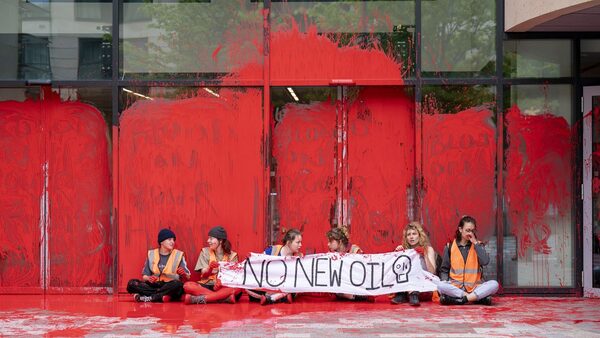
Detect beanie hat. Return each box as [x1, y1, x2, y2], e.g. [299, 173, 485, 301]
[208, 226, 227, 240]
[158, 228, 176, 244]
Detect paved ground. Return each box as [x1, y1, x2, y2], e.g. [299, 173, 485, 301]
[1, 294, 599, 337]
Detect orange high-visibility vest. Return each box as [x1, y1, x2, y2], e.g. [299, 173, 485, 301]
[199, 248, 230, 285]
[149, 249, 184, 282]
[449, 240, 482, 292]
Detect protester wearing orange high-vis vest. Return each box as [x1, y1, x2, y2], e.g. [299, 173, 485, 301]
[183, 226, 242, 304]
[437, 216, 499, 305]
[127, 228, 191, 302]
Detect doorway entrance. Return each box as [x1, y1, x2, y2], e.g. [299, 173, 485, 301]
[270, 86, 415, 254]
[583, 85, 600, 297]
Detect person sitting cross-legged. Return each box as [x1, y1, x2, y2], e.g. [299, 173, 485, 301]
[437, 215, 499, 306]
[127, 228, 191, 303]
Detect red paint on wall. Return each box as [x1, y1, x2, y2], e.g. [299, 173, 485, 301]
[0, 99, 43, 291]
[505, 106, 572, 256]
[118, 88, 264, 290]
[234, 21, 403, 85]
[46, 95, 112, 289]
[347, 87, 415, 252]
[0, 95, 111, 292]
[272, 100, 336, 253]
[422, 107, 496, 252]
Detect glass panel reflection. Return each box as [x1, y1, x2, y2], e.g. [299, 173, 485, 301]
[0, 1, 112, 80]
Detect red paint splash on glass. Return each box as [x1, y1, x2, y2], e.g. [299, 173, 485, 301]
[272, 100, 336, 253]
[0, 99, 43, 291]
[0, 94, 111, 291]
[118, 88, 265, 290]
[46, 94, 112, 289]
[233, 21, 403, 84]
[347, 87, 415, 252]
[422, 107, 496, 252]
[505, 106, 572, 257]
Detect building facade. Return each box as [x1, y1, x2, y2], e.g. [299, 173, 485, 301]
[0, 0, 598, 297]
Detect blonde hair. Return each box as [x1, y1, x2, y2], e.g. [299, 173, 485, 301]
[402, 221, 431, 249]
[326, 226, 350, 247]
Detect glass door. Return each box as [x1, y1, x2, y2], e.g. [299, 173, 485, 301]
[583, 86, 600, 297]
[270, 86, 415, 254]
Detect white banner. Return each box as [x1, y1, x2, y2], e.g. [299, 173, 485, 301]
[218, 250, 439, 296]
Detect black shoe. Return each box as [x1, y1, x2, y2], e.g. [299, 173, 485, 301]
[440, 294, 467, 305]
[260, 294, 274, 305]
[353, 295, 375, 302]
[476, 295, 492, 305]
[391, 292, 408, 304]
[408, 292, 420, 306]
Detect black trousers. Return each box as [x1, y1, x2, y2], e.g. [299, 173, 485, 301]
[126, 279, 184, 301]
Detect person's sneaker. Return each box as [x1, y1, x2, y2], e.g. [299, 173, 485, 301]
[134, 294, 153, 303]
[408, 292, 420, 306]
[440, 294, 467, 305]
[222, 294, 236, 304]
[184, 294, 206, 305]
[162, 295, 171, 303]
[476, 295, 492, 306]
[391, 292, 408, 304]
[260, 294, 273, 306]
[284, 294, 293, 304]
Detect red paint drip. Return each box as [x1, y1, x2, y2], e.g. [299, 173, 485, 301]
[505, 106, 572, 256]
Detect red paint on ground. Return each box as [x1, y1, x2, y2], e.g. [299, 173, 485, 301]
[422, 107, 496, 252]
[0, 99, 43, 292]
[505, 106, 572, 256]
[1, 295, 599, 336]
[347, 87, 415, 252]
[272, 100, 336, 253]
[118, 88, 265, 290]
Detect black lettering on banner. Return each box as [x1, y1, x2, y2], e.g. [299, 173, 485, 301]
[350, 261, 366, 286]
[366, 262, 380, 290]
[329, 259, 343, 287]
[392, 255, 412, 284]
[243, 259, 265, 287]
[294, 257, 314, 287]
[266, 260, 287, 287]
[314, 257, 328, 287]
[380, 262, 394, 288]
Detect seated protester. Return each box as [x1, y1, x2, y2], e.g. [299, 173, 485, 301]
[247, 228, 303, 305]
[392, 221, 437, 306]
[327, 226, 373, 302]
[184, 226, 242, 304]
[127, 228, 191, 302]
[437, 215, 499, 305]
